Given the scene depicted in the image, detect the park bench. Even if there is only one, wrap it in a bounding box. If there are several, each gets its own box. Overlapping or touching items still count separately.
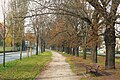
[86,63,99,74]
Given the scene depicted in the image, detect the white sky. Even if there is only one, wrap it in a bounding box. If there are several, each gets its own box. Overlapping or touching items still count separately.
[0,0,120,22]
[0,0,10,22]
[0,1,3,22]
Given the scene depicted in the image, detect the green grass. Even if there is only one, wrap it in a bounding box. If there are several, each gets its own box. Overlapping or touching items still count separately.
[59,52,72,57]
[66,58,75,72]
[0,51,52,80]
[0,46,12,51]
[115,58,120,63]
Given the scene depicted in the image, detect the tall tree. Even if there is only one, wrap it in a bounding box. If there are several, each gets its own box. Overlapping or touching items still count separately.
[1,0,9,67]
[9,0,28,60]
[18,0,120,69]
[86,0,120,69]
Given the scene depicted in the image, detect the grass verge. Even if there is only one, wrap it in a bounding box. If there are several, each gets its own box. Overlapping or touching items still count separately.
[0,51,52,80]
[0,46,12,52]
[60,52,120,80]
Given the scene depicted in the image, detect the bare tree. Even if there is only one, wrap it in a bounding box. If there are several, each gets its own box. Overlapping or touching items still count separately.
[9,0,28,60]
[86,0,120,69]
[13,0,120,69]
[0,0,9,67]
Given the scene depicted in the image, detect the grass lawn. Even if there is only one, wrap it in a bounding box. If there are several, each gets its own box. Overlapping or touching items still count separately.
[0,46,12,52]
[0,51,52,80]
[60,52,120,80]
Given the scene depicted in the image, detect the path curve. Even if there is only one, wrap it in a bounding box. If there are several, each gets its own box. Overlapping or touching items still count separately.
[36,51,80,80]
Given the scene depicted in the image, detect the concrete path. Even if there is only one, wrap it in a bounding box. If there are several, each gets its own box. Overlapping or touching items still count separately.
[36,51,80,80]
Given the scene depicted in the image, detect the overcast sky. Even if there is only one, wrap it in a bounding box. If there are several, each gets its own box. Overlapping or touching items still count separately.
[0,1,3,22]
[0,0,120,22]
[0,0,9,22]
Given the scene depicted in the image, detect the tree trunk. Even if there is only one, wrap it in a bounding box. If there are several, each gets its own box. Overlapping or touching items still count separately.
[3,11,6,67]
[27,48,29,57]
[36,34,39,55]
[20,42,22,60]
[3,37,5,67]
[72,48,75,56]
[66,47,70,54]
[91,45,97,63]
[43,41,45,52]
[83,48,87,59]
[104,27,116,69]
[30,47,32,56]
[69,47,72,55]
[40,38,43,53]
[64,46,67,53]
[22,40,25,51]
[75,47,79,57]
[40,39,45,53]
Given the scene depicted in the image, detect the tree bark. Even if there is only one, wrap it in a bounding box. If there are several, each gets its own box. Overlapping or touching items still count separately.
[75,47,79,57]
[83,48,87,59]
[30,47,32,56]
[69,47,72,55]
[104,27,116,69]
[3,36,5,67]
[27,48,29,57]
[40,38,43,53]
[43,41,46,52]
[91,45,97,63]
[72,48,75,56]
[36,34,39,55]
[86,0,119,69]
[20,42,22,60]
[40,38,46,53]
[64,46,67,53]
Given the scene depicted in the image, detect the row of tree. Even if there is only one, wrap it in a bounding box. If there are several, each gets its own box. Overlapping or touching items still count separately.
[1,0,48,67]
[1,0,120,69]
[1,0,36,67]
[26,0,119,69]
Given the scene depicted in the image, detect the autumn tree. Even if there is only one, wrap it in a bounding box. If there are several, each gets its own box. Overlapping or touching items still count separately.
[25,30,35,56]
[46,15,81,56]
[48,0,120,68]
[86,0,120,69]
[17,0,120,69]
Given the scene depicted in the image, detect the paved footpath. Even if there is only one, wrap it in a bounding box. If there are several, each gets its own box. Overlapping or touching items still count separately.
[36,51,81,80]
